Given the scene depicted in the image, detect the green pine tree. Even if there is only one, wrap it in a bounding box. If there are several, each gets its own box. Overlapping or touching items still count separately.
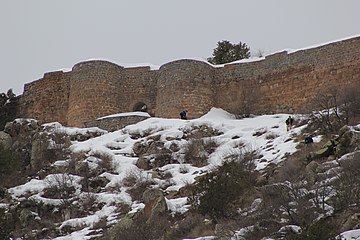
[208,40,251,64]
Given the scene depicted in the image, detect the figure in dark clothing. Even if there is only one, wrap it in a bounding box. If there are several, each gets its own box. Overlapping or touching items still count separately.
[286,116,294,131]
[304,136,314,145]
[180,110,188,120]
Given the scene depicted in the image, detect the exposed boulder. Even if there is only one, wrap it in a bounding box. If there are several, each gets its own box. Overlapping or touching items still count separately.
[134,139,173,170]
[0,131,12,150]
[133,139,165,156]
[31,132,51,170]
[3,119,41,167]
[313,139,337,159]
[309,125,360,161]
[4,118,40,138]
[143,188,167,221]
[336,125,360,156]
[305,161,319,185]
[106,212,138,240]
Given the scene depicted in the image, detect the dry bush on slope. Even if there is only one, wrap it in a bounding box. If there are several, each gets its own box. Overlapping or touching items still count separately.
[183,137,218,167]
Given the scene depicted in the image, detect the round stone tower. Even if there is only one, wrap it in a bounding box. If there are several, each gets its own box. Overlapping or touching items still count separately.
[156,59,214,118]
[67,60,124,127]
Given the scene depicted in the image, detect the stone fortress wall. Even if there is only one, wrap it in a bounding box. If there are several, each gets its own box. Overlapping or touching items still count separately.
[18,36,360,127]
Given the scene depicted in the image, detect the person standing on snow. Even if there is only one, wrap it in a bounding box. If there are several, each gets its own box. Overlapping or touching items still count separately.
[286,116,294,131]
[180,110,188,120]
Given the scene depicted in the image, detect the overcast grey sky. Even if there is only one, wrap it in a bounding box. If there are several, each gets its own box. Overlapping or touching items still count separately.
[1,0,359,94]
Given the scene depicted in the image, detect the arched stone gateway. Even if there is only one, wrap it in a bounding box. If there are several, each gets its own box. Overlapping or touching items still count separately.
[133,102,148,112]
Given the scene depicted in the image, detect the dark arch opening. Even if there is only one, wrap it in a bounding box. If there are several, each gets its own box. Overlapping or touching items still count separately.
[133,102,148,112]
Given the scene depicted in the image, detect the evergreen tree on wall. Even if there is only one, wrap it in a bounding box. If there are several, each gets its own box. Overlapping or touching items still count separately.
[0,89,18,130]
[208,40,251,65]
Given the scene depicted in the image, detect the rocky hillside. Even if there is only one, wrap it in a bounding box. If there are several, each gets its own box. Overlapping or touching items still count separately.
[1,108,360,239]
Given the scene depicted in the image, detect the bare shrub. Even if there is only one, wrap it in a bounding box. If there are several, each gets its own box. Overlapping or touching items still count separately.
[261,181,319,228]
[203,137,218,154]
[339,83,360,125]
[162,171,173,179]
[43,173,76,202]
[92,151,114,173]
[295,116,310,128]
[183,124,222,140]
[183,137,218,167]
[166,212,208,239]
[312,178,334,212]
[128,127,162,140]
[332,152,360,211]
[67,151,87,174]
[122,169,155,201]
[159,178,175,190]
[76,193,101,216]
[224,147,260,169]
[309,87,350,135]
[265,132,279,140]
[252,128,267,137]
[273,157,305,183]
[110,213,170,240]
[48,131,71,160]
[232,140,246,149]
[81,192,98,209]
[183,138,208,167]
[179,164,190,174]
[122,169,143,187]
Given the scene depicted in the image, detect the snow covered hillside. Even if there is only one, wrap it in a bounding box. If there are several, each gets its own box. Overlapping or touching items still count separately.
[2,108,360,239]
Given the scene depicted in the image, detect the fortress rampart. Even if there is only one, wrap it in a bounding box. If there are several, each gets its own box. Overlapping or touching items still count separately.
[68,61,124,127]
[18,36,360,127]
[20,71,71,124]
[157,60,214,118]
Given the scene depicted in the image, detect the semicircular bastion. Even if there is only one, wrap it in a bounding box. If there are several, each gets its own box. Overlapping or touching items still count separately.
[156,59,214,118]
[67,60,125,127]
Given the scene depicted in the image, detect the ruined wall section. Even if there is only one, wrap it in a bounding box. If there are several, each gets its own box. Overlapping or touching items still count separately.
[121,67,159,116]
[67,60,124,127]
[156,60,214,118]
[19,71,71,125]
[214,36,360,114]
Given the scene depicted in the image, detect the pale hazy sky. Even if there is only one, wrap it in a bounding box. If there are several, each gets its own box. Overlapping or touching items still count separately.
[1,0,359,94]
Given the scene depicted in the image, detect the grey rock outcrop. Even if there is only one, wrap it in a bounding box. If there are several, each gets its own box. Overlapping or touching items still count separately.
[0,131,12,149]
[143,188,167,221]
[134,139,173,170]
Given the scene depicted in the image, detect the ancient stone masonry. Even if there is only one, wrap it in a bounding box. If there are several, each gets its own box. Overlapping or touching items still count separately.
[18,36,360,127]
[20,71,71,125]
[84,115,150,132]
